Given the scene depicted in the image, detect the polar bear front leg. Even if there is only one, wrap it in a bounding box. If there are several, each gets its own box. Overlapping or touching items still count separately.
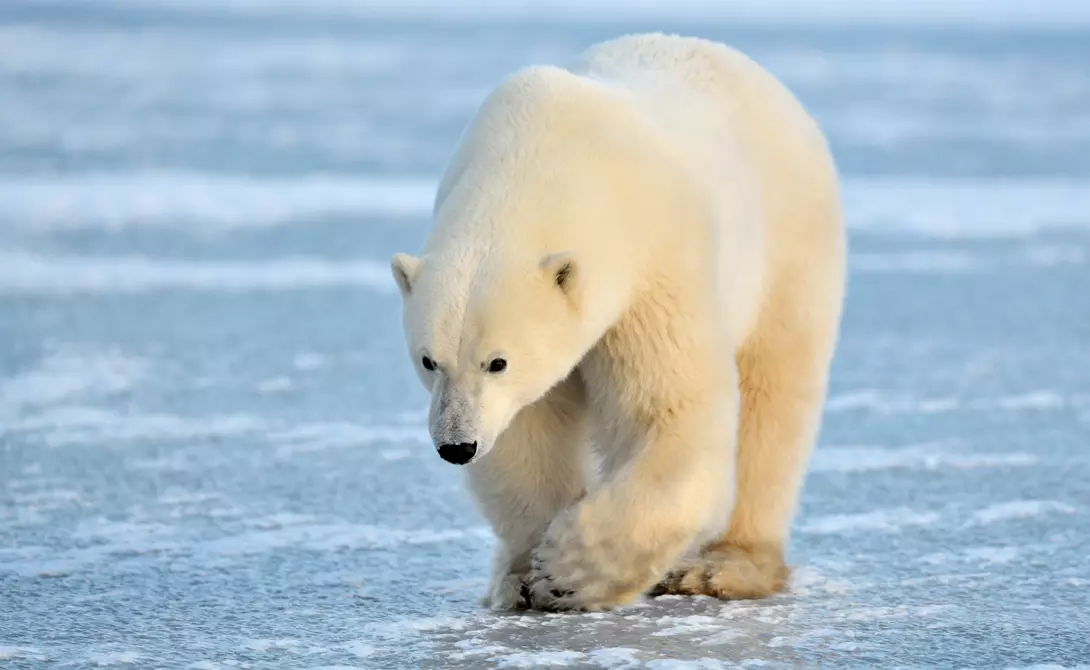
[526,395,736,611]
[526,314,739,612]
[463,370,590,610]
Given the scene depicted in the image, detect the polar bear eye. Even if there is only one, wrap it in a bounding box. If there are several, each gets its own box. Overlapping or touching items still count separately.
[487,358,507,374]
[421,356,436,371]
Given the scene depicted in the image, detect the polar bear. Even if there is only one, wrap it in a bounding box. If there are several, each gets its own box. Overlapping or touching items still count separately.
[390,33,846,612]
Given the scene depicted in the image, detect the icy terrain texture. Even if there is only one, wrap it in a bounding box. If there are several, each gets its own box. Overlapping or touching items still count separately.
[1,1,1088,668]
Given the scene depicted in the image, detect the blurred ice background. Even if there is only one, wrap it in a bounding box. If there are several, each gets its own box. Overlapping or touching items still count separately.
[1,1,1089,668]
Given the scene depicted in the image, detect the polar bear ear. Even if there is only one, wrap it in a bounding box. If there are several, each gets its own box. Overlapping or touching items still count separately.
[540,252,579,300]
[391,253,422,297]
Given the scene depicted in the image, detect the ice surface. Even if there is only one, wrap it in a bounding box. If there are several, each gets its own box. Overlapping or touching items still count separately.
[33,0,1090,27]
[0,251,393,295]
[3,175,1090,238]
[0,172,436,231]
[2,1,1089,668]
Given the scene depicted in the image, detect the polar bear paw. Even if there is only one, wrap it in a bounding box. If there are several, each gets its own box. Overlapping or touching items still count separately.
[481,570,533,611]
[648,543,789,600]
[524,508,653,612]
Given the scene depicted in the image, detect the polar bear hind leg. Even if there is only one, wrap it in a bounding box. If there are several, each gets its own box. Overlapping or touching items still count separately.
[651,272,842,600]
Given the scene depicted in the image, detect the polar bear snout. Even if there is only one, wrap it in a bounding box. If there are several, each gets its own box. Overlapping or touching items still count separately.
[429,380,489,464]
[437,441,478,465]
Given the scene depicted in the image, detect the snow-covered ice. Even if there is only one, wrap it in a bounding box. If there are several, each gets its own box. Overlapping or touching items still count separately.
[2,1,1088,667]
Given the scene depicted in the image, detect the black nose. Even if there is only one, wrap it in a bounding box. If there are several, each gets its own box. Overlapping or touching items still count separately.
[437,441,477,465]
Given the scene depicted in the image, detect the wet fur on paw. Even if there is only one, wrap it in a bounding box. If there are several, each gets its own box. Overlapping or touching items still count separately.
[648,543,789,600]
[523,509,653,612]
[483,571,533,611]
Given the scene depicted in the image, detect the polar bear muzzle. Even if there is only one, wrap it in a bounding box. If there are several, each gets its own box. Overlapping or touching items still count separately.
[429,377,488,465]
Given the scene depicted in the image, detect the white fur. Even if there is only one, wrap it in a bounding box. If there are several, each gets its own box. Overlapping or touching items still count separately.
[391,33,846,611]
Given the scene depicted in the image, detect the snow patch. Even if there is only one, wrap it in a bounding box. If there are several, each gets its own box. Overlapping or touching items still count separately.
[970,501,1076,525]
[766,628,845,649]
[0,646,47,661]
[586,648,643,668]
[256,376,294,394]
[450,639,512,660]
[811,445,1037,473]
[788,566,857,596]
[8,487,82,508]
[10,407,431,455]
[844,177,1090,239]
[200,523,493,555]
[827,390,1076,415]
[293,352,328,371]
[0,171,435,231]
[645,659,730,669]
[158,490,222,505]
[964,546,1022,564]
[340,641,375,658]
[248,513,317,529]
[800,508,939,534]
[365,616,470,640]
[10,406,264,445]
[494,650,587,668]
[994,391,1067,410]
[651,616,726,637]
[88,651,141,666]
[0,519,491,576]
[835,605,951,622]
[1023,246,1086,267]
[825,391,960,414]
[920,547,1028,567]
[239,638,301,652]
[97,0,1090,28]
[271,421,430,454]
[0,251,394,295]
[5,174,1089,240]
[851,251,978,274]
[0,349,146,410]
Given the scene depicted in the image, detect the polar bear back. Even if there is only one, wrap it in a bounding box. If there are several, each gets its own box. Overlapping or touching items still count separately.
[570,33,844,346]
[428,32,843,350]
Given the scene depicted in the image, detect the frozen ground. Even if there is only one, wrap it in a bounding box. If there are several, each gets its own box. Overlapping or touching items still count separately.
[2,1,1089,668]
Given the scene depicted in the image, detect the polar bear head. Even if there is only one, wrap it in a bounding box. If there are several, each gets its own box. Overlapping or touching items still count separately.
[390,249,586,465]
